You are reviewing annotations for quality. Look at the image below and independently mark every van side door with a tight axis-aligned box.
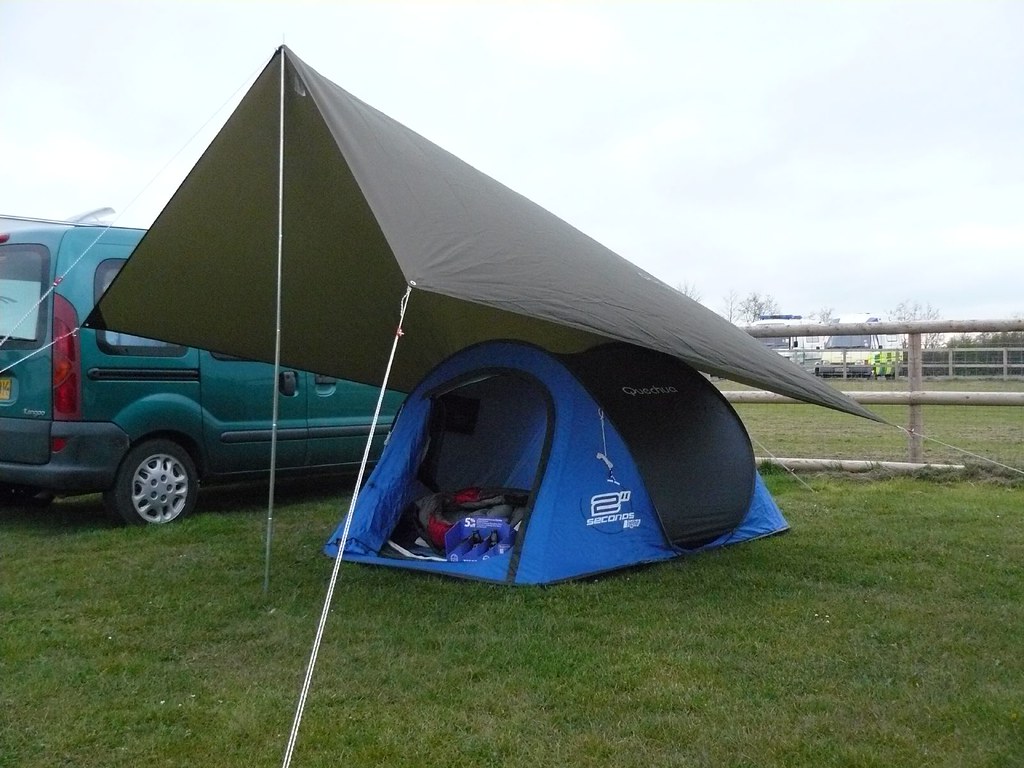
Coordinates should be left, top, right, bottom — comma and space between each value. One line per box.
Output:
305, 374, 403, 469
198, 351, 308, 475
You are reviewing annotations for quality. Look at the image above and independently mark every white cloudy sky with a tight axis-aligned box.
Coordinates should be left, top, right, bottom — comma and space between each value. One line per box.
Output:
2, 0, 1021, 320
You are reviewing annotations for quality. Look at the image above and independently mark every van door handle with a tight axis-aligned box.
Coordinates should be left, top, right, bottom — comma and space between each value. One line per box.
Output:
278, 370, 297, 397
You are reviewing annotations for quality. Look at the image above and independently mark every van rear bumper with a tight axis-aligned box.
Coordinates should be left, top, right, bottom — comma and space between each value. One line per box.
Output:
0, 419, 129, 493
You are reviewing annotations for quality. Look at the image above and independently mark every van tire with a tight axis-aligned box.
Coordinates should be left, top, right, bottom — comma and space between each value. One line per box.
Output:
105, 439, 198, 525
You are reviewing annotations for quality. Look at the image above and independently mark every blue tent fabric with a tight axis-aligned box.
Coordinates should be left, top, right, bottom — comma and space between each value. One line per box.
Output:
691, 474, 790, 551
326, 341, 787, 584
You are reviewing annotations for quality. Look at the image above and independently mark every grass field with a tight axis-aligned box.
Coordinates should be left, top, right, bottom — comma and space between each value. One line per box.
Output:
2, 473, 1022, 767
720, 378, 1024, 470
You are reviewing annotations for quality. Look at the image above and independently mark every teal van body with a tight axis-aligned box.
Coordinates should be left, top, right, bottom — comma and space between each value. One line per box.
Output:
0, 217, 403, 523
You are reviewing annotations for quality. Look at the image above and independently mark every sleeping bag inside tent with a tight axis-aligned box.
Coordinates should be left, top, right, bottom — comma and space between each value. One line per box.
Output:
325, 341, 788, 584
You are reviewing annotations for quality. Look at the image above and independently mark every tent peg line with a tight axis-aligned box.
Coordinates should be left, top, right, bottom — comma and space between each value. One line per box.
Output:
280, 285, 413, 768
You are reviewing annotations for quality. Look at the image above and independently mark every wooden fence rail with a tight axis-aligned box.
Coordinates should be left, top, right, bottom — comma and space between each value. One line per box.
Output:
724, 391, 1024, 406
739, 318, 1024, 465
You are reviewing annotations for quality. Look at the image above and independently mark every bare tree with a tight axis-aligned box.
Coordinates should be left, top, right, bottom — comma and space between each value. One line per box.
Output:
889, 300, 944, 347
720, 290, 740, 323
737, 291, 780, 324
810, 306, 836, 324
675, 281, 703, 303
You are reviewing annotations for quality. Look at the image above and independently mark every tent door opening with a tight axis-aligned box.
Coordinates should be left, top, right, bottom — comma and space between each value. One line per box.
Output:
384, 371, 553, 561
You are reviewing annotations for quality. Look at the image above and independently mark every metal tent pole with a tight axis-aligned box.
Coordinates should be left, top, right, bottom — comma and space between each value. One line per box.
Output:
263, 48, 287, 596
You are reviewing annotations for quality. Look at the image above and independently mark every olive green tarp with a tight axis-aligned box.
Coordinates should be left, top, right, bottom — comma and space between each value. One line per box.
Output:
87, 46, 876, 422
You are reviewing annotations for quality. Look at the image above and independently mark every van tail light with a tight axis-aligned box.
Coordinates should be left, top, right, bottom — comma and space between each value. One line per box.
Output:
52, 294, 82, 421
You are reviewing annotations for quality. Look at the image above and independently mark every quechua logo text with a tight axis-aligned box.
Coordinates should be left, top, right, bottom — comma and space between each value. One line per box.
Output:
621, 385, 678, 397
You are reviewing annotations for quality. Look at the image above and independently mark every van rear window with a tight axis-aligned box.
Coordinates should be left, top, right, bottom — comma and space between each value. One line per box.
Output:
0, 244, 48, 347
94, 259, 186, 357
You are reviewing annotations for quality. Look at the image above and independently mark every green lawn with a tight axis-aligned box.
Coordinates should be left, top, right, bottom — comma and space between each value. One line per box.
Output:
2, 475, 1022, 767
720, 378, 1024, 469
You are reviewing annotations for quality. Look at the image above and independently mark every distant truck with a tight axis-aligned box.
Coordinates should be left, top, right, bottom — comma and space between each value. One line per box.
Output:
749, 314, 823, 362
812, 314, 902, 379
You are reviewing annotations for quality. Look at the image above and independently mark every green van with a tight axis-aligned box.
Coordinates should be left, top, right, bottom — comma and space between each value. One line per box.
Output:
0, 216, 403, 524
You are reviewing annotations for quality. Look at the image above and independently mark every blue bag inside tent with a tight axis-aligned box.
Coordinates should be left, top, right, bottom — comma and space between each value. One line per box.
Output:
326, 340, 787, 585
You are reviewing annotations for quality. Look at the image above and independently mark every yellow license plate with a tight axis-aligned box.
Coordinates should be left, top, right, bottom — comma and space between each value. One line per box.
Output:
0, 377, 11, 401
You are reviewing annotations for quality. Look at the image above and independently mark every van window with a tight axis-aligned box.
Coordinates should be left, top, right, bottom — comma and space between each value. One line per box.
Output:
760, 336, 791, 350
94, 259, 187, 357
826, 334, 873, 349
0, 243, 48, 348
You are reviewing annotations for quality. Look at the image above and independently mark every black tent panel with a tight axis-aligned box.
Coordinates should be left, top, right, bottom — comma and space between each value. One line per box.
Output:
562, 343, 755, 548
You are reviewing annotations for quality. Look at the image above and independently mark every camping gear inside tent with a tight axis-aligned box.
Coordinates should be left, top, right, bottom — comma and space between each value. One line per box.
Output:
325, 340, 788, 585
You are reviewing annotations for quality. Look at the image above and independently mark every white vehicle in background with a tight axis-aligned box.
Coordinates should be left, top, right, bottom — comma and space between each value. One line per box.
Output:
749, 314, 823, 365
813, 314, 903, 378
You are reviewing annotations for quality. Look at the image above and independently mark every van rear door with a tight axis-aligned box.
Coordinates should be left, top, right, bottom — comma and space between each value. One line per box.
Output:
0, 239, 53, 464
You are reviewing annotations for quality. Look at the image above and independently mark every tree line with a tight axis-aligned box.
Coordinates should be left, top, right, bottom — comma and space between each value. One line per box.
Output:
677, 286, 947, 329
674, 286, 1023, 349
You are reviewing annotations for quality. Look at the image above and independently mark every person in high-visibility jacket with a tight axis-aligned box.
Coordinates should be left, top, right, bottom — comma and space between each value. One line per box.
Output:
872, 350, 900, 379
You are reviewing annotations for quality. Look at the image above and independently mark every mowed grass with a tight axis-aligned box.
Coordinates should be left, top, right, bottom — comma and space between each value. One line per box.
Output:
721, 378, 1024, 468
2, 474, 1022, 767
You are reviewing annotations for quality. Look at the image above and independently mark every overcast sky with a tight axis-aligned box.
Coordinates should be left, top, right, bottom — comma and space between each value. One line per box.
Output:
2, 0, 1021, 321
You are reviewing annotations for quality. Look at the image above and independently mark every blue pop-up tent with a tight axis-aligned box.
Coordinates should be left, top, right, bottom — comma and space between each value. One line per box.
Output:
326, 340, 787, 585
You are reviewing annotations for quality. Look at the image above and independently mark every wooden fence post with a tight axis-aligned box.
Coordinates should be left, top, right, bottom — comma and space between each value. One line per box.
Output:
908, 332, 923, 463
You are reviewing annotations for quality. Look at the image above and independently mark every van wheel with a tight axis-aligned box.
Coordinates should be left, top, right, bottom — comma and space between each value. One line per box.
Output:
105, 439, 198, 525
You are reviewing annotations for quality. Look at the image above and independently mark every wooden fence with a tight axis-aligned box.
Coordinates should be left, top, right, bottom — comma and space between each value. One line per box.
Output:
736, 318, 1024, 468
